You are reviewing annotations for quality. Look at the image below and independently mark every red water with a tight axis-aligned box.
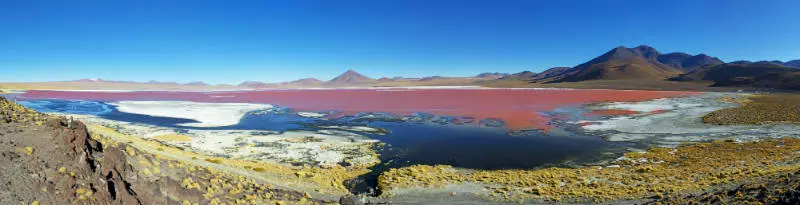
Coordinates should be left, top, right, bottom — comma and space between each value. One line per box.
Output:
21, 89, 698, 130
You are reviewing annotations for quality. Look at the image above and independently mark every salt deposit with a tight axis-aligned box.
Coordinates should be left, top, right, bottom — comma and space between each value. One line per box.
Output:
577, 93, 800, 146
297, 111, 328, 118
111, 101, 272, 127
60, 113, 380, 167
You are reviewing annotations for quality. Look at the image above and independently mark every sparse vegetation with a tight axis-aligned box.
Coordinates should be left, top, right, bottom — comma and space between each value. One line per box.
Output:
23, 146, 34, 155
205, 158, 223, 164
0, 97, 48, 125
152, 134, 192, 142
704, 94, 800, 125
378, 138, 800, 203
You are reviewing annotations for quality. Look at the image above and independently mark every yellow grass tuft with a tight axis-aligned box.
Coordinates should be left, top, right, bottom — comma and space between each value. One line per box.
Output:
152, 134, 193, 142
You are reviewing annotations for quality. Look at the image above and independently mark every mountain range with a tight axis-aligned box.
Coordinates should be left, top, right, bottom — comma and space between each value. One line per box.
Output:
4, 45, 798, 91
488, 45, 798, 90
533, 45, 723, 82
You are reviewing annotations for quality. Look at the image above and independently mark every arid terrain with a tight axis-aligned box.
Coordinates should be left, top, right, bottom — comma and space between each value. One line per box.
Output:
3, 90, 800, 204
0, 97, 334, 205
3, 1, 799, 204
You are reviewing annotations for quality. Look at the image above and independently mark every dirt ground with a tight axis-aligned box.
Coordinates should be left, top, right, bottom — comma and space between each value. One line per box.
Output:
0, 97, 326, 205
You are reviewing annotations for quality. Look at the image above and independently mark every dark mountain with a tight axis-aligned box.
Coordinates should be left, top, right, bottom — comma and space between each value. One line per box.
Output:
658, 53, 724, 72
537, 45, 724, 83
326, 69, 376, 85
767, 60, 800, 68
532, 67, 571, 80
547, 46, 682, 82
786, 60, 800, 68
670, 61, 800, 89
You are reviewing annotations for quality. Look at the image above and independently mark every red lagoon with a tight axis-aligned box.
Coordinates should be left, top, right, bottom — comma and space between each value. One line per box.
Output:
21, 89, 698, 130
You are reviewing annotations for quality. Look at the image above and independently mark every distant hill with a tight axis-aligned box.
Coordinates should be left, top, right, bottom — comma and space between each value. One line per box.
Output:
70, 78, 207, 86
532, 67, 570, 80
290, 78, 323, 84
670, 61, 800, 90
185, 81, 209, 86
475, 72, 509, 79
787, 60, 800, 68
326, 69, 376, 85
145, 80, 180, 85
238, 81, 272, 88
498, 71, 537, 81
283, 78, 324, 87
768, 60, 800, 68
69, 78, 137, 84
657, 53, 724, 72
547, 46, 684, 82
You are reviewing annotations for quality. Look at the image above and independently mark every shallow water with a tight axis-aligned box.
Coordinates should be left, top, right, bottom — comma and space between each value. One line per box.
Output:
21, 89, 696, 130
16, 98, 622, 170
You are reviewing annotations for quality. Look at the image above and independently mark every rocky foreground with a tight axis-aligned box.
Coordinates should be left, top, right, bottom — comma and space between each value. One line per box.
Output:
0, 97, 319, 205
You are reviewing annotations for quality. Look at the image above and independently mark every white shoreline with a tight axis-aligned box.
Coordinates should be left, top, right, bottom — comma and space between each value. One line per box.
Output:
111, 101, 272, 127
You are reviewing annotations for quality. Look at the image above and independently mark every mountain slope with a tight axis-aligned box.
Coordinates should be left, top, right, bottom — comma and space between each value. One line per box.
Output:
531, 67, 571, 80
498, 71, 537, 81
769, 60, 800, 68
476, 72, 509, 79
670, 61, 800, 89
326, 69, 376, 85
658, 53, 724, 72
291, 78, 324, 84
548, 46, 682, 82
786, 60, 800, 68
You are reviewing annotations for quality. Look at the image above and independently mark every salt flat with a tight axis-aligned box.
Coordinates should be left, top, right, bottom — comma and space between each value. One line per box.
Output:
576, 93, 800, 146
111, 101, 272, 127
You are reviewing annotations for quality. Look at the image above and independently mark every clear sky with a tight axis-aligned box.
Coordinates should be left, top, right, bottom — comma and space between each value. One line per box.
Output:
1, 0, 798, 85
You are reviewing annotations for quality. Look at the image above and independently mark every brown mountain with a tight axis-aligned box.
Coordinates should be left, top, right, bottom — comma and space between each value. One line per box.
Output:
547, 46, 683, 82
326, 69, 376, 85
657, 53, 724, 72
498, 71, 536, 80
238, 81, 272, 87
670, 61, 800, 90
532, 67, 570, 80
283, 78, 324, 87
476, 72, 509, 79
291, 78, 323, 84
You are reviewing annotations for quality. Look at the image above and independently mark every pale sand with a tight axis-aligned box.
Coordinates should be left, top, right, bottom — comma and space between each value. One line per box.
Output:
63, 114, 380, 167
575, 93, 800, 146
111, 101, 272, 127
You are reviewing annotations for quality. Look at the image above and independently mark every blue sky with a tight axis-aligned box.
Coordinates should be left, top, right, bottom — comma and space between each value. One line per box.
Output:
1, 0, 798, 85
